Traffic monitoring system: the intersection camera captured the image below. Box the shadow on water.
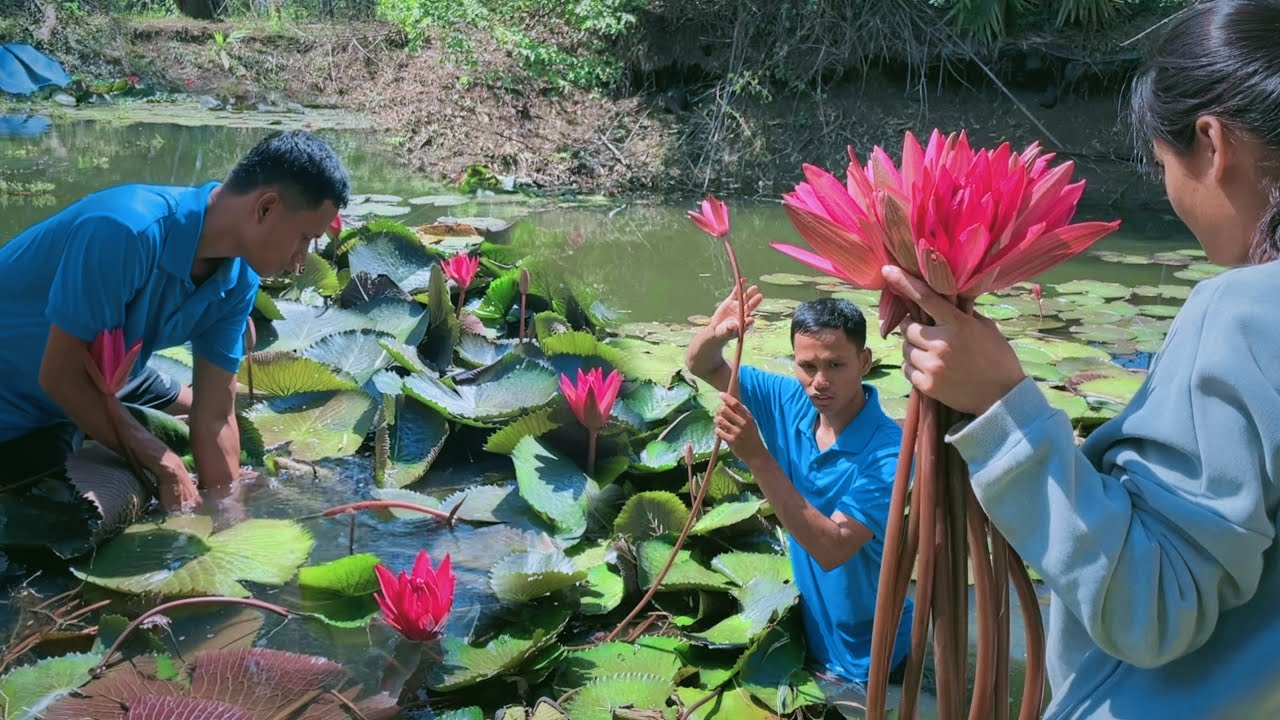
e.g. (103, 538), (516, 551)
(0, 118), (1196, 712)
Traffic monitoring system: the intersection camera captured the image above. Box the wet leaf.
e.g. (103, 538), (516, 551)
(555, 642), (685, 694)
(739, 624), (825, 713)
(254, 289), (284, 321)
(247, 391), (377, 462)
(71, 515), (312, 598)
(349, 226), (437, 293)
(302, 329), (397, 385)
(359, 297), (431, 345)
(579, 564), (624, 616)
(622, 382), (694, 424)
(613, 491), (689, 541)
(427, 605), (572, 691)
(563, 673), (674, 720)
(1068, 370), (1147, 404)
(283, 253), (341, 298)
(689, 577), (798, 648)
(637, 540), (730, 592)
(633, 411), (716, 472)
(712, 552), (792, 587)
(674, 686), (778, 720)
(298, 553), (380, 596)
(691, 499), (764, 535)
(0, 652), (100, 720)
(379, 395), (450, 489)
(512, 437), (595, 543)
(457, 332), (519, 368)
(1052, 280), (1131, 299)
(403, 360), (558, 427)
(240, 352), (360, 396)
(484, 407), (563, 454)
(607, 337), (685, 386)
(489, 549), (587, 603)
(258, 301), (375, 354)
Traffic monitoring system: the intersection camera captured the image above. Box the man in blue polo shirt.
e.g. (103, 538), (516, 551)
(0, 130), (349, 512)
(687, 285), (913, 687)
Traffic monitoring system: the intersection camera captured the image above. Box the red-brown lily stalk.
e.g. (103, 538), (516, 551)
(374, 550), (455, 642)
(85, 328), (150, 489)
(442, 253), (481, 320)
(606, 195), (747, 643)
(518, 267), (531, 342)
(775, 129), (1119, 720)
(559, 368), (622, 478)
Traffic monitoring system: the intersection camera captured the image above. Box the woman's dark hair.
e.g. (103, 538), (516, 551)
(791, 298), (867, 348)
(225, 130), (350, 210)
(1129, 0), (1280, 263)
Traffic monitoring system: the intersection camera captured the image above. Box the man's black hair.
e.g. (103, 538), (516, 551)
(224, 130), (350, 210)
(790, 297), (867, 348)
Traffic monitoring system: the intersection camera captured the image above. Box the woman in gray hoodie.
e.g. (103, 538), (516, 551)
(882, 1), (1280, 717)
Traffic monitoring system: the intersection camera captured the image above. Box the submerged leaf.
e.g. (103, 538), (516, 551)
(0, 652), (101, 720)
(427, 605), (573, 691)
(247, 391), (377, 462)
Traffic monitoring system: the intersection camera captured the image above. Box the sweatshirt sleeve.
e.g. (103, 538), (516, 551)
(948, 276), (1276, 669)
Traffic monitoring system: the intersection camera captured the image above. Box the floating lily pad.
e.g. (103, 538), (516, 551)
(409, 194), (471, 207)
(759, 272), (815, 286)
(637, 539), (729, 592)
(427, 605), (572, 691)
(484, 408), (563, 455)
(691, 498), (764, 535)
(1091, 250), (1152, 265)
(1052, 280), (1132, 299)
(248, 390), (377, 461)
(613, 491), (689, 541)
(512, 436), (595, 543)
(344, 201), (411, 218)
(457, 332), (518, 368)
(379, 394), (451, 489)
(675, 686), (779, 719)
(712, 551), (793, 587)
(1068, 370), (1147, 404)
(564, 673), (674, 720)
(621, 382), (694, 424)
(302, 329), (397, 385)
(688, 576), (798, 647)
(71, 515), (312, 598)
(608, 337), (686, 386)
(1137, 304), (1180, 319)
(1132, 283), (1192, 300)
(490, 549), (587, 603)
(258, 300), (376, 355)
(633, 410), (717, 472)
(348, 227), (438, 293)
(1174, 263), (1226, 282)
(403, 359), (558, 426)
(1069, 325), (1137, 344)
(0, 652), (100, 720)
(739, 624), (826, 714)
(579, 564), (624, 616)
(240, 352), (359, 396)
(555, 641), (685, 695)
(298, 553), (380, 596)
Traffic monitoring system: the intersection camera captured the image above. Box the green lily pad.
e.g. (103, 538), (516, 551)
(255, 289), (284, 321)
(675, 686), (779, 720)
(1137, 304), (1181, 319)
(1059, 301), (1140, 321)
(260, 300), (375, 354)
(240, 352), (360, 396)
(302, 329), (397, 385)
(379, 394), (451, 489)
(71, 515), (312, 598)
(739, 625), (826, 714)
(1068, 325), (1137, 344)
(613, 491), (690, 541)
(472, 267), (521, 327)
(484, 408), (563, 455)
(712, 552), (793, 587)
(622, 382), (694, 424)
(380, 339), (430, 375)
(457, 332), (518, 368)
(556, 642), (685, 695)
(409, 194), (472, 207)
(513, 436), (596, 543)
(1132, 284), (1192, 300)
(1057, 292), (1107, 307)
(689, 576), (798, 648)
(758, 272), (816, 286)
(1068, 370), (1147, 404)
(538, 331), (627, 368)
(403, 360), (559, 427)
(490, 549), (588, 603)
(1052, 280), (1132, 299)
(0, 652), (101, 720)
(637, 539), (730, 592)
(633, 410), (717, 472)
(607, 337), (687, 386)
(1173, 263), (1226, 281)
(298, 553), (380, 596)
(427, 605), (572, 691)
(359, 297), (431, 345)
(691, 499), (764, 535)
(1010, 337), (1113, 363)
(436, 484), (529, 524)
(283, 253), (341, 298)
(344, 201), (410, 218)
(580, 564), (624, 616)
(1090, 250), (1151, 265)
(437, 709), (485, 720)
(564, 673), (674, 720)
(348, 226), (438, 293)
(247, 391), (377, 461)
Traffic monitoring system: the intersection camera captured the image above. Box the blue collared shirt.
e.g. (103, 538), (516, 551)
(0, 182), (258, 441)
(738, 364), (914, 683)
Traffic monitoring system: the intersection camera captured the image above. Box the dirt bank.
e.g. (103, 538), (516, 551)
(17, 12), (1168, 211)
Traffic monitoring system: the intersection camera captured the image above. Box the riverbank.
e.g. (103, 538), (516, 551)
(5, 10), (1169, 210)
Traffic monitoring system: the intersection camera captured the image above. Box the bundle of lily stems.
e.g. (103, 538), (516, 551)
(773, 130), (1120, 719)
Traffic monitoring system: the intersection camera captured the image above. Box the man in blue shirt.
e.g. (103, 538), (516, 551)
(0, 130), (349, 512)
(687, 284), (913, 685)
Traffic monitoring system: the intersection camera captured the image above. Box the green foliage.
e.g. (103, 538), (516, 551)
(933, 0), (1189, 39)
(373, 0), (650, 91)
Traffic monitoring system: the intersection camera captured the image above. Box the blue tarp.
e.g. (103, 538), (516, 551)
(0, 43), (71, 96)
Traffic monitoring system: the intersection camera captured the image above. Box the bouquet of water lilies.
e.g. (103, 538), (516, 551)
(775, 129), (1120, 720)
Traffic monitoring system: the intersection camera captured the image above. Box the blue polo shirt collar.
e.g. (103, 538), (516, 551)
(160, 181), (219, 287)
(796, 383), (887, 456)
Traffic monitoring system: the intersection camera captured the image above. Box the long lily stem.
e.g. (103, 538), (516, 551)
(606, 238), (746, 644)
(867, 298), (1046, 720)
(519, 289), (528, 342)
(586, 428), (598, 478)
(96, 597), (291, 674)
(313, 500), (458, 523)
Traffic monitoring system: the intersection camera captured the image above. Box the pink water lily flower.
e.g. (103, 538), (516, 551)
(442, 252), (481, 318)
(560, 367), (622, 432)
(688, 195), (730, 238)
(373, 550), (455, 643)
(327, 212), (342, 240)
(772, 129), (1120, 335)
(87, 328), (142, 396)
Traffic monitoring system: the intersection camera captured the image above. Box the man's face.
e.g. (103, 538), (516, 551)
(792, 329), (872, 413)
(243, 192), (337, 277)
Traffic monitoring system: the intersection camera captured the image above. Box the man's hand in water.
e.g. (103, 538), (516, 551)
(148, 447), (201, 513)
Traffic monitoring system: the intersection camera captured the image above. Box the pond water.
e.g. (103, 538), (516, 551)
(0, 110), (1199, 717)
